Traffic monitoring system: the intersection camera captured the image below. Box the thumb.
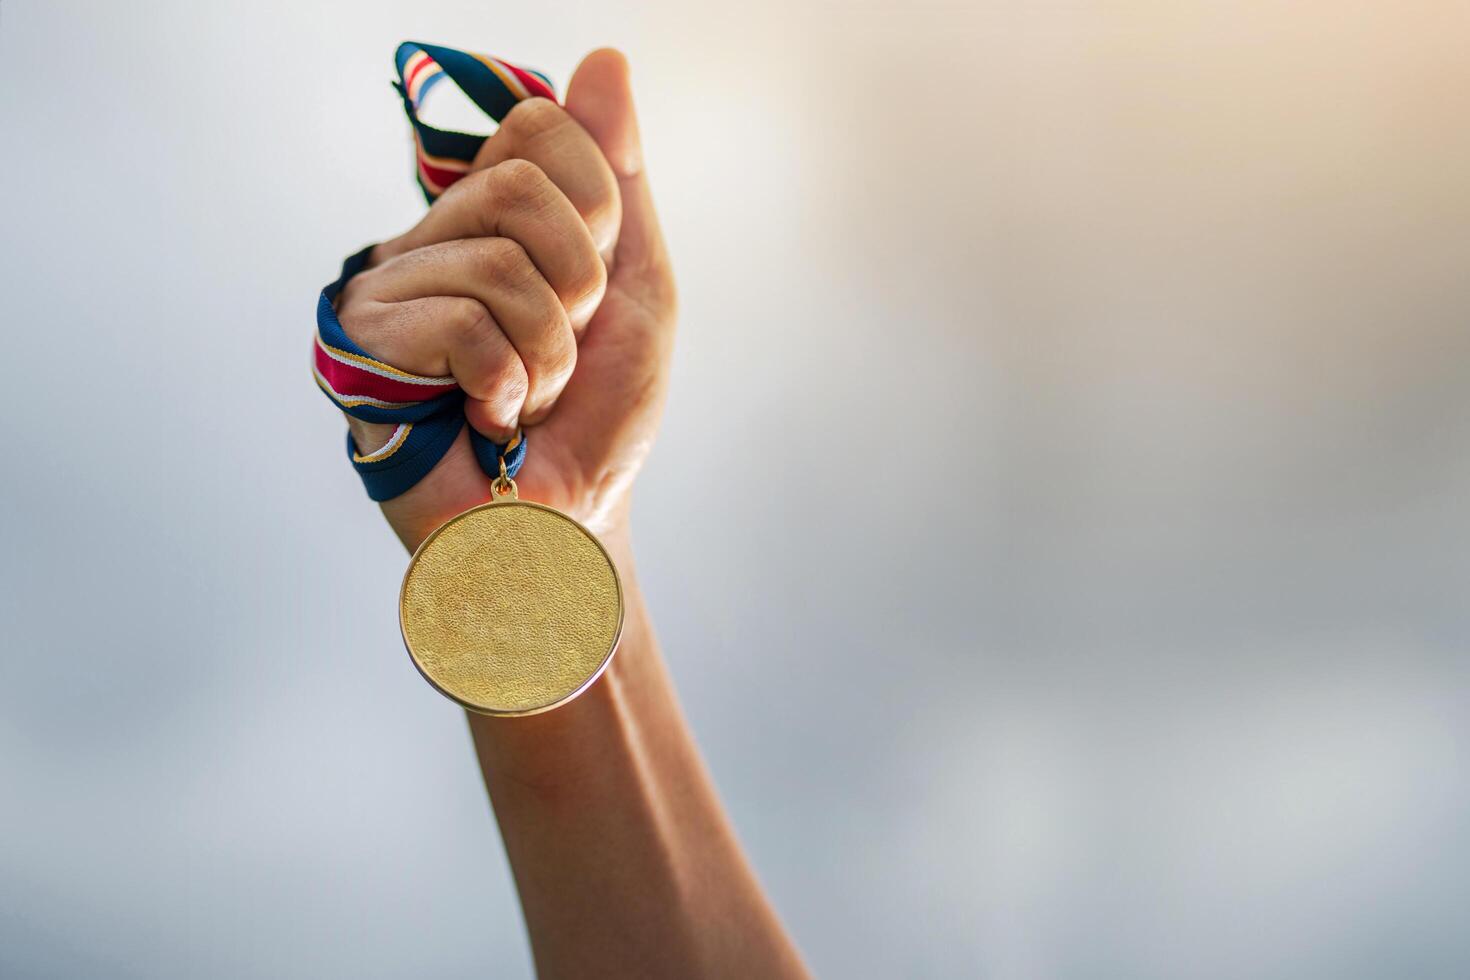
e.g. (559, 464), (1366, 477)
(565, 49), (673, 295)
(566, 48), (642, 184)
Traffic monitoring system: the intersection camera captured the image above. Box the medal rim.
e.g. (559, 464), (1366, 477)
(399, 498), (624, 718)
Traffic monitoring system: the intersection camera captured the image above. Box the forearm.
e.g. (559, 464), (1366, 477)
(335, 46), (779, 975)
(466, 530), (808, 979)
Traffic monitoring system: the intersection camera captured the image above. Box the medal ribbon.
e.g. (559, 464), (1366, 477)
(314, 43), (556, 501)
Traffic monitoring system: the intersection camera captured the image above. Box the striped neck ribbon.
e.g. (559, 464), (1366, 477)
(396, 41), (556, 202)
(315, 42), (555, 501)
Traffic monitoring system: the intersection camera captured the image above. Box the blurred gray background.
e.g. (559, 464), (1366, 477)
(2, 1), (1467, 977)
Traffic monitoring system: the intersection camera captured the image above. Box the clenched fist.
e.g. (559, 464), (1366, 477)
(333, 49), (676, 550)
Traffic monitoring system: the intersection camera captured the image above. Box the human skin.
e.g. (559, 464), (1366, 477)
(332, 49), (809, 979)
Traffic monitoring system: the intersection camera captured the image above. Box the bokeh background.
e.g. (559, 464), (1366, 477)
(2, 1), (1467, 977)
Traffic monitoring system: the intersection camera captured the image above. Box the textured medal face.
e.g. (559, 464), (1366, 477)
(400, 499), (623, 716)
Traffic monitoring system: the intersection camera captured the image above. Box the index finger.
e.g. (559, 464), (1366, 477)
(469, 97), (623, 263)
(370, 159), (607, 329)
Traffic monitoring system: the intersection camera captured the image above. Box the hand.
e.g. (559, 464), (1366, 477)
(334, 49), (676, 550)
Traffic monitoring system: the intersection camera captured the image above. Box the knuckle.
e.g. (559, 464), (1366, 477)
(541, 333), (577, 386)
(461, 343), (527, 408)
(563, 257), (608, 324)
(489, 357), (530, 411)
(502, 97), (571, 141)
(490, 157), (552, 206)
(336, 265), (394, 314)
(443, 297), (493, 342)
(582, 256), (609, 307)
(336, 290), (392, 343)
(525, 309), (578, 396)
(444, 166), (493, 209)
(479, 238), (538, 290)
(334, 279), (371, 324)
(585, 192), (620, 248)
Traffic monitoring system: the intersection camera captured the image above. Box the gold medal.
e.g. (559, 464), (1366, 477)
(399, 465), (623, 716)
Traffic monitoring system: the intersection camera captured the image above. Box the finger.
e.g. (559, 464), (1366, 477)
(353, 238), (578, 425)
(373, 159), (607, 329)
(340, 294), (528, 442)
(470, 97), (622, 261)
(564, 49), (677, 322)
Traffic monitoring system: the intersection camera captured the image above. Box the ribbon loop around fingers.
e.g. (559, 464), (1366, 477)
(315, 44), (552, 501)
(315, 244), (528, 502)
(394, 41), (557, 203)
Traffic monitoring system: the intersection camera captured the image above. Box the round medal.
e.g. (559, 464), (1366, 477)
(399, 481), (623, 717)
